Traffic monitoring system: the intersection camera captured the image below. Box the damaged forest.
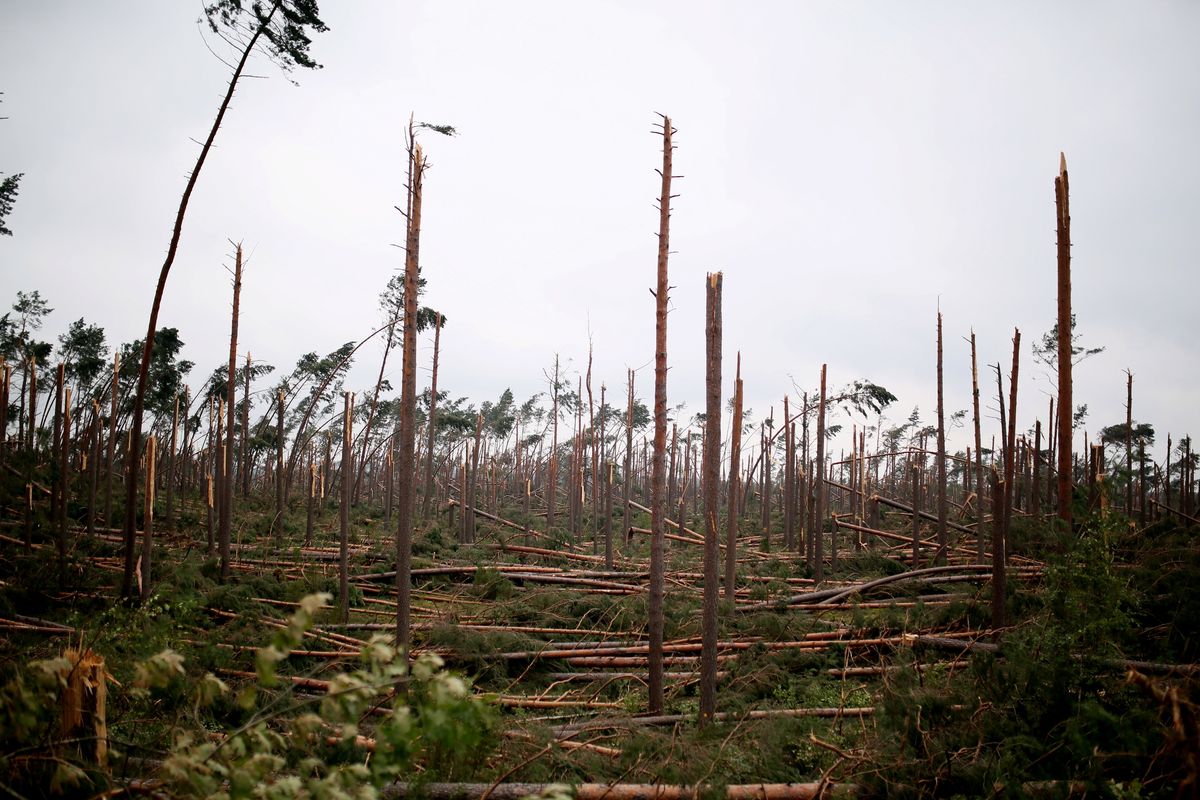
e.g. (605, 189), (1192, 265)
(2, 4), (1199, 800)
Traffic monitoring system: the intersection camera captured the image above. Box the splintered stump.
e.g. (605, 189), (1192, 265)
(59, 647), (110, 768)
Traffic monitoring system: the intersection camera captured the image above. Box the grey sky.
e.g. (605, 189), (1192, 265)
(2, 2), (1197, 461)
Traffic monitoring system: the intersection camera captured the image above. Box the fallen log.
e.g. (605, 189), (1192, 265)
(381, 782), (856, 800)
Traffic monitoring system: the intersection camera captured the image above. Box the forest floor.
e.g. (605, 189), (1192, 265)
(2, 493), (1198, 798)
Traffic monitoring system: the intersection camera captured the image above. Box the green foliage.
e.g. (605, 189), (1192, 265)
(860, 518), (1182, 797)
(0, 172), (20, 236)
(203, 0), (328, 74)
(0, 593), (495, 799)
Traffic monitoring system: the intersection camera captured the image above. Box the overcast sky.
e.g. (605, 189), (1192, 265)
(2, 2), (1197, 462)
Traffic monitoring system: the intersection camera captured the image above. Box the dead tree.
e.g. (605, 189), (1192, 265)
(814, 365), (827, 581)
(421, 313), (443, 521)
(340, 392), (354, 623)
(141, 435), (156, 600)
(648, 114), (675, 715)
(935, 310), (948, 562)
(1055, 154), (1073, 530)
(623, 369), (634, 543)
(104, 353), (119, 525)
(699, 272), (723, 725)
(165, 393), (179, 533)
(219, 245), (243, 583)
(274, 389), (285, 545)
(394, 136), (426, 655)
(725, 354), (743, 600)
(1125, 370), (1134, 516)
(970, 332), (985, 563)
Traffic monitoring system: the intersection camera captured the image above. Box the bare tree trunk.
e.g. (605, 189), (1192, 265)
(394, 137), (426, 656)
(52, 365), (64, 559)
(814, 365), (827, 581)
(990, 469), (1005, 628)
(970, 332), (985, 563)
(1031, 419), (1042, 516)
(724, 354), (743, 600)
(105, 353), (119, 525)
(121, 4), (282, 599)
(421, 314), (442, 521)
(699, 272), (723, 725)
(548, 355), (560, 532)
(206, 397), (215, 554)
(219, 246), (243, 584)
(240, 353), (251, 499)
(1055, 155), (1073, 531)
(463, 413), (482, 544)
(166, 394), (179, 533)
(0, 362), (7, 469)
(141, 435), (156, 600)
(648, 115), (674, 715)
(935, 311), (948, 562)
(1125, 370), (1134, 517)
(783, 396), (794, 552)
(1004, 331), (1021, 541)
(275, 389), (285, 545)
(87, 400), (100, 535)
(623, 369), (634, 546)
(340, 392), (354, 623)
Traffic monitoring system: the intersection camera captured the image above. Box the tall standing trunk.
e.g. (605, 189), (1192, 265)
(1004, 331), (1021, 541)
(587, 346), (598, 549)
(699, 272), (723, 725)
(340, 392), (354, 622)
(240, 353), (252, 499)
(421, 314), (442, 521)
(463, 412), (482, 544)
(813, 365), (827, 581)
(623, 369), (634, 546)
(971, 332), (985, 563)
(648, 115), (674, 715)
(52, 365), (64, 558)
(394, 137), (426, 656)
(105, 353), (119, 525)
(548, 355), (560, 532)
(275, 389), (285, 545)
(783, 396), (794, 551)
(724, 354), (743, 599)
(935, 311), (948, 562)
(141, 435), (156, 600)
(990, 469), (1005, 627)
(121, 3), (282, 599)
(1031, 420), (1042, 517)
(206, 398), (216, 554)
(87, 400), (100, 535)
(1055, 154), (1073, 531)
(0, 362), (9, 470)
(166, 394), (179, 533)
(219, 246), (244, 583)
(1125, 370), (1134, 517)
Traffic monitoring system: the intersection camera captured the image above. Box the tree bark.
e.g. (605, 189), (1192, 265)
(421, 314), (442, 521)
(724, 354), (743, 600)
(394, 137), (425, 656)
(340, 392), (354, 623)
(141, 435), (156, 600)
(699, 272), (722, 725)
(1055, 155), (1073, 531)
(648, 115), (674, 715)
(813, 366), (827, 581)
(935, 310), (948, 562)
(219, 246), (243, 583)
